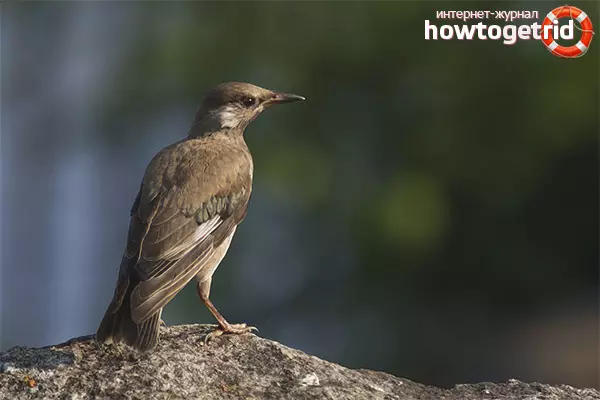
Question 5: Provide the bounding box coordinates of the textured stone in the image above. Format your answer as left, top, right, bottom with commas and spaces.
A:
0, 324, 597, 400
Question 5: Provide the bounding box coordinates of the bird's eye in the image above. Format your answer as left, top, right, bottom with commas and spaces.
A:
242, 97, 256, 107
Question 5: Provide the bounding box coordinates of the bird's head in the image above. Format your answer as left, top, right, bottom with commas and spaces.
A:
190, 82, 305, 136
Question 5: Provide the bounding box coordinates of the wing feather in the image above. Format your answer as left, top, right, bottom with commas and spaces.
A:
131, 216, 238, 323
142, 217, 196, 247
158, 216, 221, 259
131, 243, 214, 322
121, 138, 252, 324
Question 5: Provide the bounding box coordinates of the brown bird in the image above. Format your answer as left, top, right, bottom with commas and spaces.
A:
96, 82, 304, 351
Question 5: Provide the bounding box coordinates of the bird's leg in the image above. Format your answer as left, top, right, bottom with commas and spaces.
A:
196, 279, 256, 343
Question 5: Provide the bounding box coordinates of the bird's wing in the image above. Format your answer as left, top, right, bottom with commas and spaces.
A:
121, 140, 252, 324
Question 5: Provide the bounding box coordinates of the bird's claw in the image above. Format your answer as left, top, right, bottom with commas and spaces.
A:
203, 323, 258, 345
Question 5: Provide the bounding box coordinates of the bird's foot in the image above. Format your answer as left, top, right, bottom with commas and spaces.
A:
204, 323, 258, 344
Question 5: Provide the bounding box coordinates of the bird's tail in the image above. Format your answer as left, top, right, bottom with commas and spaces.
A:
96, 271, 161, 352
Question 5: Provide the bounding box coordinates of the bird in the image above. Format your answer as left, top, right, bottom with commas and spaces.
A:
96, 82, 305, 351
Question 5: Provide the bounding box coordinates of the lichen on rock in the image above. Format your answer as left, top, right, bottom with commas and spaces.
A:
0, 324, 598, 400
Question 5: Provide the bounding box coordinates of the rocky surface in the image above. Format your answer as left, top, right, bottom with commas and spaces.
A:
0, 324, 598, 399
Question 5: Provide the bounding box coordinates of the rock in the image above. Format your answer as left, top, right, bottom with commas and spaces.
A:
0, 324, 597, 400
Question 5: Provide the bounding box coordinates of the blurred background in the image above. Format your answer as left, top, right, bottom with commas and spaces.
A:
1, 1, 598, 390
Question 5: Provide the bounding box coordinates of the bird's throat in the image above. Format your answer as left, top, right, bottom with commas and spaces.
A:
188, 106, 249, 138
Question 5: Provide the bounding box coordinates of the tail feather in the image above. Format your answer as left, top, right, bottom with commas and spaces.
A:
96, 272, 161, 352
135, 311, 161, 351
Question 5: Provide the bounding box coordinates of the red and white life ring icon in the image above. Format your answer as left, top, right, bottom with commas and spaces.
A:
542, 5, 594, 58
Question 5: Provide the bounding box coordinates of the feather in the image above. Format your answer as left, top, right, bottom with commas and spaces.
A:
97, 132, 253, 351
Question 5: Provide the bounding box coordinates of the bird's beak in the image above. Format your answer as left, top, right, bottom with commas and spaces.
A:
266, 92, 306, 106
